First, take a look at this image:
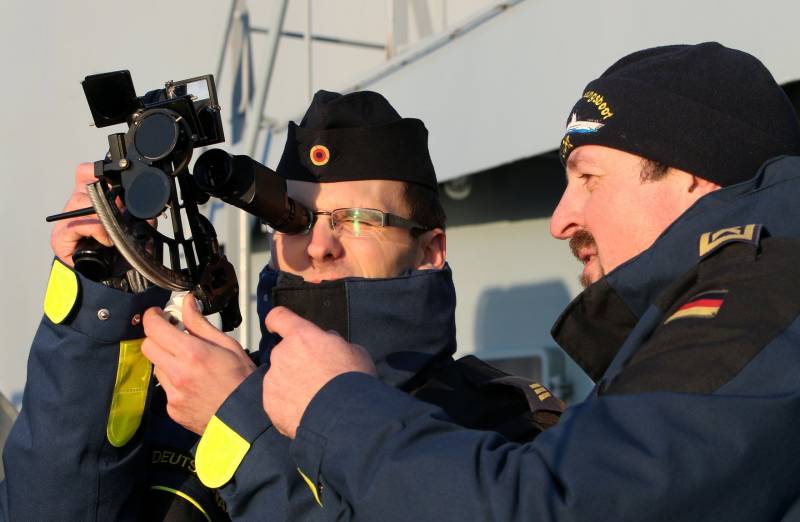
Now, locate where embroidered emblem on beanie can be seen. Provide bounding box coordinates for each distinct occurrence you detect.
[566,113,605,134]
[560,90,615,160]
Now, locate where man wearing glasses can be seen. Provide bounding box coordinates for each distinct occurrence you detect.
[2,90,560,521]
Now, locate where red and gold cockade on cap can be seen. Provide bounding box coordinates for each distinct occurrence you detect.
[309,145,330,166]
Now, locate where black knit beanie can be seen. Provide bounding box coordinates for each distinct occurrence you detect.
[276,90,438,191]
[559,42,800,186]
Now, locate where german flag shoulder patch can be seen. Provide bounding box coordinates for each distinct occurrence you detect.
[664,289,727,325]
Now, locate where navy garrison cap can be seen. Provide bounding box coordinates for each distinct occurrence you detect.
[276,90,438,191]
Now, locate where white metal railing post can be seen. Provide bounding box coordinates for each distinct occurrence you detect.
[215,0,241,87]
[306,0,314,102]
[238,0,289,349]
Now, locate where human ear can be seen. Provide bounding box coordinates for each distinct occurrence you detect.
[414,228,446,270]
[687,174,721,197]
[670,168,721,203]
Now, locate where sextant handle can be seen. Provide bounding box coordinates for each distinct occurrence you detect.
[72,237,117,281]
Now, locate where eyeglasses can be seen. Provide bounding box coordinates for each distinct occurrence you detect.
[277,207,427,238]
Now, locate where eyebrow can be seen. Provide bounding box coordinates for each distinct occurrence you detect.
[564,156,594,173]
[566,149,602,173]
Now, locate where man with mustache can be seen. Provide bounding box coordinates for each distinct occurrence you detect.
[261,42,800,519]
[0,90,561,521]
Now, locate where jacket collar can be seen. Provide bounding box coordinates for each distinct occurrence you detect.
[256,264,457,389]
[552,155,800,380]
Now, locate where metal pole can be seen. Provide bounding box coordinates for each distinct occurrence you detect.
[410,0,434,39]
[246,0,289,156]
[306,0,313,102]
[238,0,289,349]
[249,28,385,50]
[0,391,18,482]
[215,0,240,87]
[237,208,250,347]
[387,0,395,59]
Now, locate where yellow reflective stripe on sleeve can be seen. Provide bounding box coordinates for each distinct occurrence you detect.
[150,485,212,522]
[106,339,151,447]
[196,415,251,488]
[43,260,79,324]
[297,467,323,507]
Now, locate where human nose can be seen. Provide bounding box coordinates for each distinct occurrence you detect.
[306,214,344,262]
[550,184,583,240]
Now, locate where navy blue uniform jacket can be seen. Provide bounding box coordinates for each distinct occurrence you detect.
[0,259,556,520]
[284,156,800,520]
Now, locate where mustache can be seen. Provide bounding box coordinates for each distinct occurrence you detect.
[569,229,596,260]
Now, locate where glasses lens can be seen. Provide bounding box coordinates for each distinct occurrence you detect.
[331,208,384,237]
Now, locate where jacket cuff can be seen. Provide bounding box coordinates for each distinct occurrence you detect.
[44,258,170,341]
[195,365,272,488]
[289,372,401,490]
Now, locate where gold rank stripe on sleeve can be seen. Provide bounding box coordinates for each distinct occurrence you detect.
[529,383,552,401]
[297,467,324,507]
[150,486,212,522]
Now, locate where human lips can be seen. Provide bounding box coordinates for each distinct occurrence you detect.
[569,229,602,287]
[576,246,597,266]
[302,270,355,284]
